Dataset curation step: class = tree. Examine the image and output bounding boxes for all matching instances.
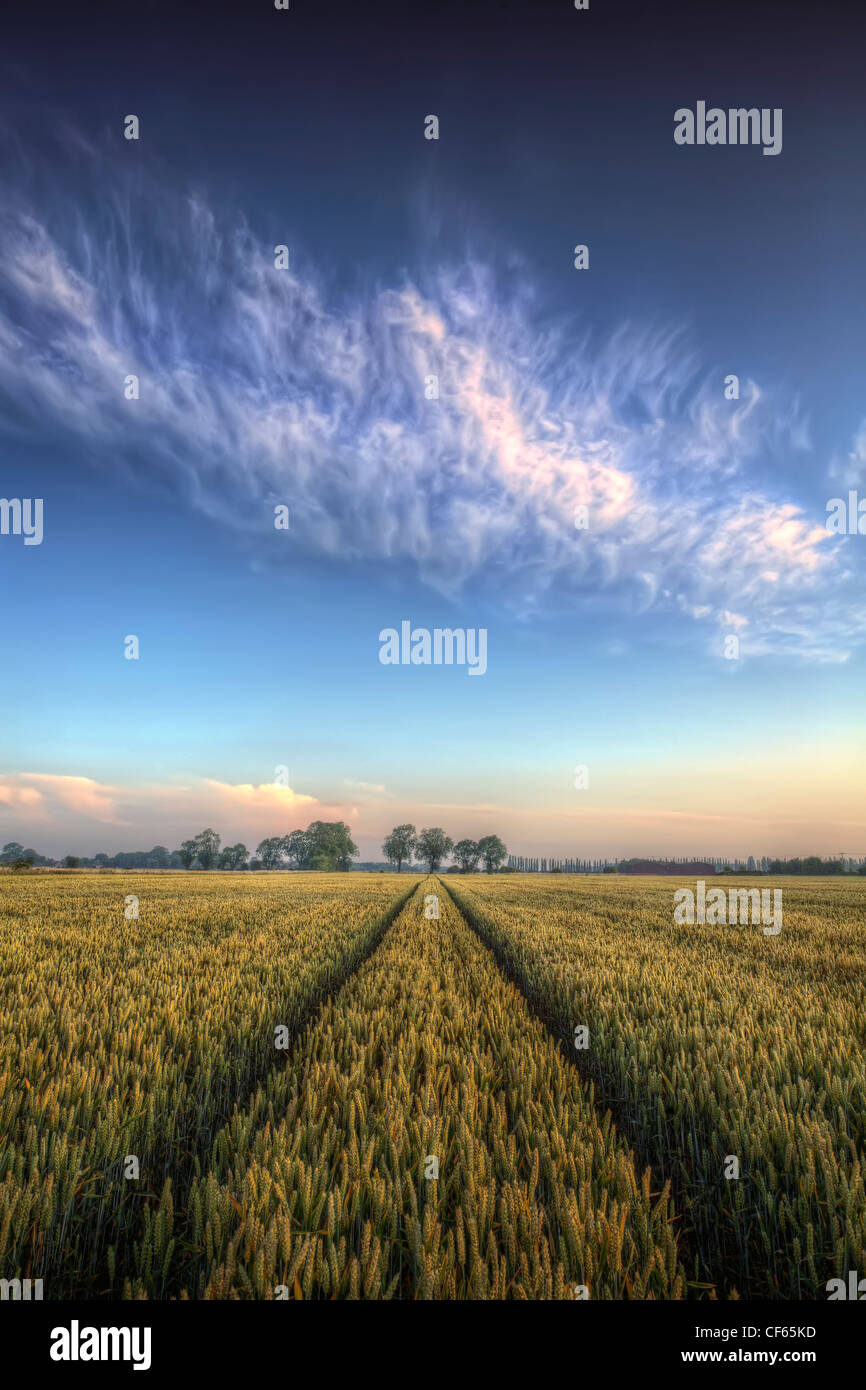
[178,839,198,870]
[452,838,480,873]
[273,823,359,872]
[304,821,359,872]
[150,846,170,869]
[1,842,43,866]
[63,855,80,868]
[284,829,311,869]
[193,828,221,870]
[219,843,248,870]
[256,836,286,870]
[383,824,417,873]
[417,828,453,872]
[477,834,507,874]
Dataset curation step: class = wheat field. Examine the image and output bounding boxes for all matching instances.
[0,870,862,1299]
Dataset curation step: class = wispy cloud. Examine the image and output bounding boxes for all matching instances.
[830,418,866,488]
[1,139,863,660]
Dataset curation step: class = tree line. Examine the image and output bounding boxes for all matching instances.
[765,856,866,875]
[382,825,507,873]
[5,838,861,876]
[1,823,509,873]
[0,822,359,872]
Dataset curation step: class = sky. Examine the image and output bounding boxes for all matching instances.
[1,0,865,861]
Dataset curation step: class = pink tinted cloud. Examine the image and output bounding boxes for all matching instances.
[0,773,123,823]
[0,773,346,854]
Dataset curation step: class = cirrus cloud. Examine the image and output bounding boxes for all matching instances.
[1,140,863,662]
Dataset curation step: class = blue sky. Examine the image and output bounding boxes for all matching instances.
[1,0,864,859]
